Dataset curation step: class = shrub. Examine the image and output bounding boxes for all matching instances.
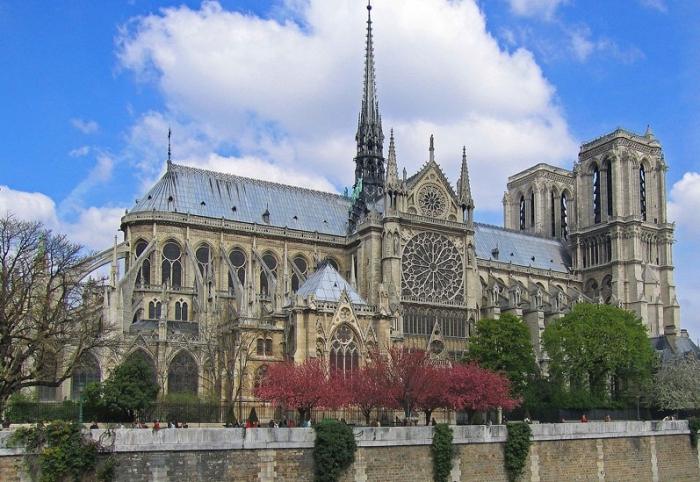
[8,420,103,482]
[505,422,532,482]
[431,423,454,482]
[313,419,357,482]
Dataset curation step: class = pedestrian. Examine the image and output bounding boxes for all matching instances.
[89,421,99,429]
[604,414,611,422]
[431,418,437,426]
[580,414,588,423]
[268,419,275,428]
[153,420,160,431]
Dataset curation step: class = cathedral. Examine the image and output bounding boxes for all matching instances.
[51,3,691,403]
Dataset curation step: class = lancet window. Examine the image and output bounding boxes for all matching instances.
[519,195,526,230]
[167,351,198,395]
[593,164,601,224]
[71,352,100,400]
[175,300,188,321]
[196,244,212,278]
[162,241,182,288]
[640,166,647,221]
[259,252,277,297]
[291,255,308,292]
[134,240,151,287]
[227,248,247,292]
[560,193,569,239]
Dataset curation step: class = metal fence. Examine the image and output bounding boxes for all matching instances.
[4,401,452,427]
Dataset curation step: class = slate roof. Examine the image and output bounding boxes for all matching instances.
[474,223,571,273]
[131,163,573,273]
[650,334,700,365]
[296,263,367,305]
[131,163,352,236]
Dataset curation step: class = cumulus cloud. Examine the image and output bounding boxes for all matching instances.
[70,118,99,134]
[0,185,123,251]
[117,0,578,212]
[667,172,700,340]
[69,146,91,157]
[668,172,700,234]
[507,0,566,20]
[568,27,644,64]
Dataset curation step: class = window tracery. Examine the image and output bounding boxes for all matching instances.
[134,240,151,287]
[259,252,277,297]
[167,351,198,395]
[196,244,212,278]
[329,324,359,376]
[227,248,247,292]
[401,232,463,304]
[162,241,182,288]
[291,255,308,292]
[71,352,100,400]
[418,184,447,218]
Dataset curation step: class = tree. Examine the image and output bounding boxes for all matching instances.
[254,357,339,423]
[346,356,393,425]
[466,314,537,395]
[543,303,655,406]
[446,363,519,413]
[415,365,451,425]
[96,355,159,421]
[653,357,700,411]
[0,215,116,414]
[383,347,440,419]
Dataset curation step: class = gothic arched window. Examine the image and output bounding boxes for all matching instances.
[175,300,188,321]
[592,164,601,224]
[640,165,647,221]
[291,255,308,292]
[550,190,556,237]
[519,195,526,230]
[329,324,359,377]
[604,158,613,217]
[227,248,247,292]
[162,241,182,288]
[71,352,101,400]
[560,193,569,239]
[134,240,151,287]
[254,365,268,389]
[259,252,278,297]
[530,190,535,227]
[324,257,340,272]
[148,300,162,319]
[167,351,198,395]
[196,244,212,278]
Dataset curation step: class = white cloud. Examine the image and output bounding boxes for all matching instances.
[70,118,99,134]
[507,0,566,20]
[117,0,578,211]
[69,146,91,157]
[667,172,700,342]
[668,172,700,234]
[60,154,115,214]
[639,0,667,13]
[568,27,644,64]
[0,185,123,251]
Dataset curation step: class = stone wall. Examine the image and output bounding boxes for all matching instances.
[1,421,698,481]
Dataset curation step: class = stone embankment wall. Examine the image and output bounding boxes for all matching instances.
[0,421,698,481]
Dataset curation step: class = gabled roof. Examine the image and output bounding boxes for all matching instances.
[131,163,352,236]
[406,160,459,201]
[651,334,700,365]
[296,263,367,305]
[474,223,571,273]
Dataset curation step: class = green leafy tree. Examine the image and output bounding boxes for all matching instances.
[466,313,537,395]
[313,419,356,482]
[96,356,159,421]
[543,303,655,406]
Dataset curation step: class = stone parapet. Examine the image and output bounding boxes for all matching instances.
[0,420,689,455]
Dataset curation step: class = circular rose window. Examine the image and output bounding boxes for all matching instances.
[418,184,447,218]
[401,232,464,303]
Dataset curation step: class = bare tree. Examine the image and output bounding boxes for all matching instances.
[653,357,700,411]
[0,215,117,414]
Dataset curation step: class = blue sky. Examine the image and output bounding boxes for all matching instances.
[1,0,699,339]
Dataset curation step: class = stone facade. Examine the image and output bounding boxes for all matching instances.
[40,3,689,403]
[0,422,698,481]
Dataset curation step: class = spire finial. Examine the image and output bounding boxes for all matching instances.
[167,127,172,163]
[429,134,435,163]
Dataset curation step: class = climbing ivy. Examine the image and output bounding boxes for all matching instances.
[431,423,454,482]
[7,420,116,482]
[504,422,532,482]
[313,419,357,482]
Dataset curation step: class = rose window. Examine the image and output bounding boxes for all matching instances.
[418,184,447,218]
[401,232,463,303]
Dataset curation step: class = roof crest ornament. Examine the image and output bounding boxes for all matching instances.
[429,134,435,163]
[167,127,172,171]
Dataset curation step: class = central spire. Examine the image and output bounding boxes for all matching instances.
[353,0,385,197]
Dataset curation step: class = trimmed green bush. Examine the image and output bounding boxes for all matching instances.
[689,417,700,448]
[431,423,454,482]
[505,422,532,482]
[313,419,357,482]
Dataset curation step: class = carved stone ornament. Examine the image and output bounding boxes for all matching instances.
[401,232,464,303]
[417,183,448,218]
